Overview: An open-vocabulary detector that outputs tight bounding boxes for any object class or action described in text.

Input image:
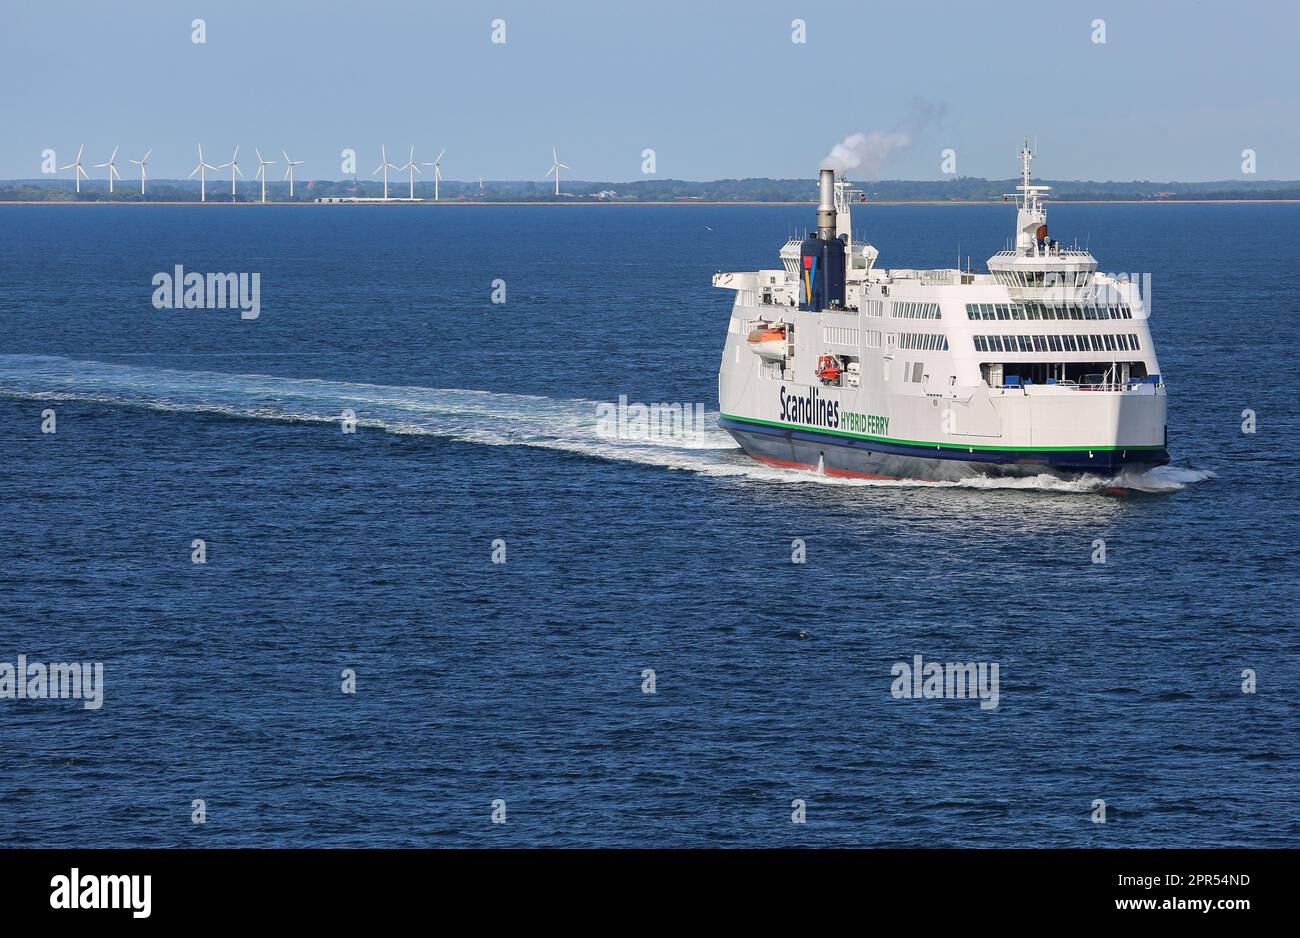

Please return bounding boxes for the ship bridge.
[986,143,1097,299]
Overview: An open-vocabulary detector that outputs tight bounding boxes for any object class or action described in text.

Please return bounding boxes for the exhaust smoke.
[819,99,948,176]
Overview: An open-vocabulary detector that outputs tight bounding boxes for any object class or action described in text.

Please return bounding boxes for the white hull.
[714,148,1169,481]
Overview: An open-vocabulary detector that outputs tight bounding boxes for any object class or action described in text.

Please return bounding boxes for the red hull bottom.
[747,452,914,482]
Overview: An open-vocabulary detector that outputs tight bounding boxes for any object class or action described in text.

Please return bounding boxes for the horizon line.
[5,176,1300,187]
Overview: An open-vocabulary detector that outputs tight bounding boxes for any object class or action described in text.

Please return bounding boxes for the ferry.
[714,143,1169,481]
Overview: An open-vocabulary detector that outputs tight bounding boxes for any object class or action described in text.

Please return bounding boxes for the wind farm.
[13,139,1300,205]
[12,136,814,205]
[15,140,629,204]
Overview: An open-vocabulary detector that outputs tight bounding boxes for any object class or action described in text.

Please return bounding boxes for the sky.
[2,0,1297,183]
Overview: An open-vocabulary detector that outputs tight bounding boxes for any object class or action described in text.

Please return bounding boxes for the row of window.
[899,332,950,351]
[823,326,859,346]
[991,269,1093,288]
[890,301,942,320]
[972,333,1142,354]
[966,303,1134,322]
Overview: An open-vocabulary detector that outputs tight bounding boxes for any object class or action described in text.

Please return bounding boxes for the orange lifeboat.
[746,323,788,361]
[816,355,842,384]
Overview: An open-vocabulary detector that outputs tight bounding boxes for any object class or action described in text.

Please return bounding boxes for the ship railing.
[1005,381,1159,392]
[1072,382,1154,392]
[991,247,1096,260]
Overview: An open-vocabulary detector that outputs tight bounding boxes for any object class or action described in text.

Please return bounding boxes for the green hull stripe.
[720,413,1166,453]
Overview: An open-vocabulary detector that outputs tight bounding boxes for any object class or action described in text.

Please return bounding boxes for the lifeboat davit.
[816,354,842,384]
[746,324,788,361]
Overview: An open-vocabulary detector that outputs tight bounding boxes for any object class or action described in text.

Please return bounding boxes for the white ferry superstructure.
[714,144,1169,481]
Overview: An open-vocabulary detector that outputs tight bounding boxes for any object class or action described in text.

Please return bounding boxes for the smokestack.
[817,168,835,240]
[800,167,847,312]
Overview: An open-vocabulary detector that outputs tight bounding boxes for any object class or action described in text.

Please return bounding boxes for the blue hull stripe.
[719,415,1170,470]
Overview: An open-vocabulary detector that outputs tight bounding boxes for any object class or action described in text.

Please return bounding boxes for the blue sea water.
[0,202,1297,847]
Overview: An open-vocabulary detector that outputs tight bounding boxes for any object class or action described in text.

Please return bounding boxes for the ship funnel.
[800,167,847,312]
[817,168,835,240]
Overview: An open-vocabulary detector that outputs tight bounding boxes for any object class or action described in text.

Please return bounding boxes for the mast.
[1009,139,1051,254]
[1019,140,1033,211]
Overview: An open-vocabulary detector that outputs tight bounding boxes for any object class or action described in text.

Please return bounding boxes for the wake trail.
[0,355,1213,494]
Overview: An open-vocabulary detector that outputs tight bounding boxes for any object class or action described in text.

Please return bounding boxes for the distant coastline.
[5,175,1300,205]
[4,198,1299,206]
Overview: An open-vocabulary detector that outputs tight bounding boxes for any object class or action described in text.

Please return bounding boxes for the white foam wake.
[0,356,1214,494]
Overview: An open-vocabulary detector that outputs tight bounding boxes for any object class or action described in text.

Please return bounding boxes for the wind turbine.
[254,149,276,203]
[372,145,398,200]
[127,148,151,195]
[216,145,243,199]
[545,145,570,197]
[421,148,445,201]
[92,146,121,194]
[397,146,422,200]
[60,144,88,194]
[189,144,218,202]
[282,150,303,198]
